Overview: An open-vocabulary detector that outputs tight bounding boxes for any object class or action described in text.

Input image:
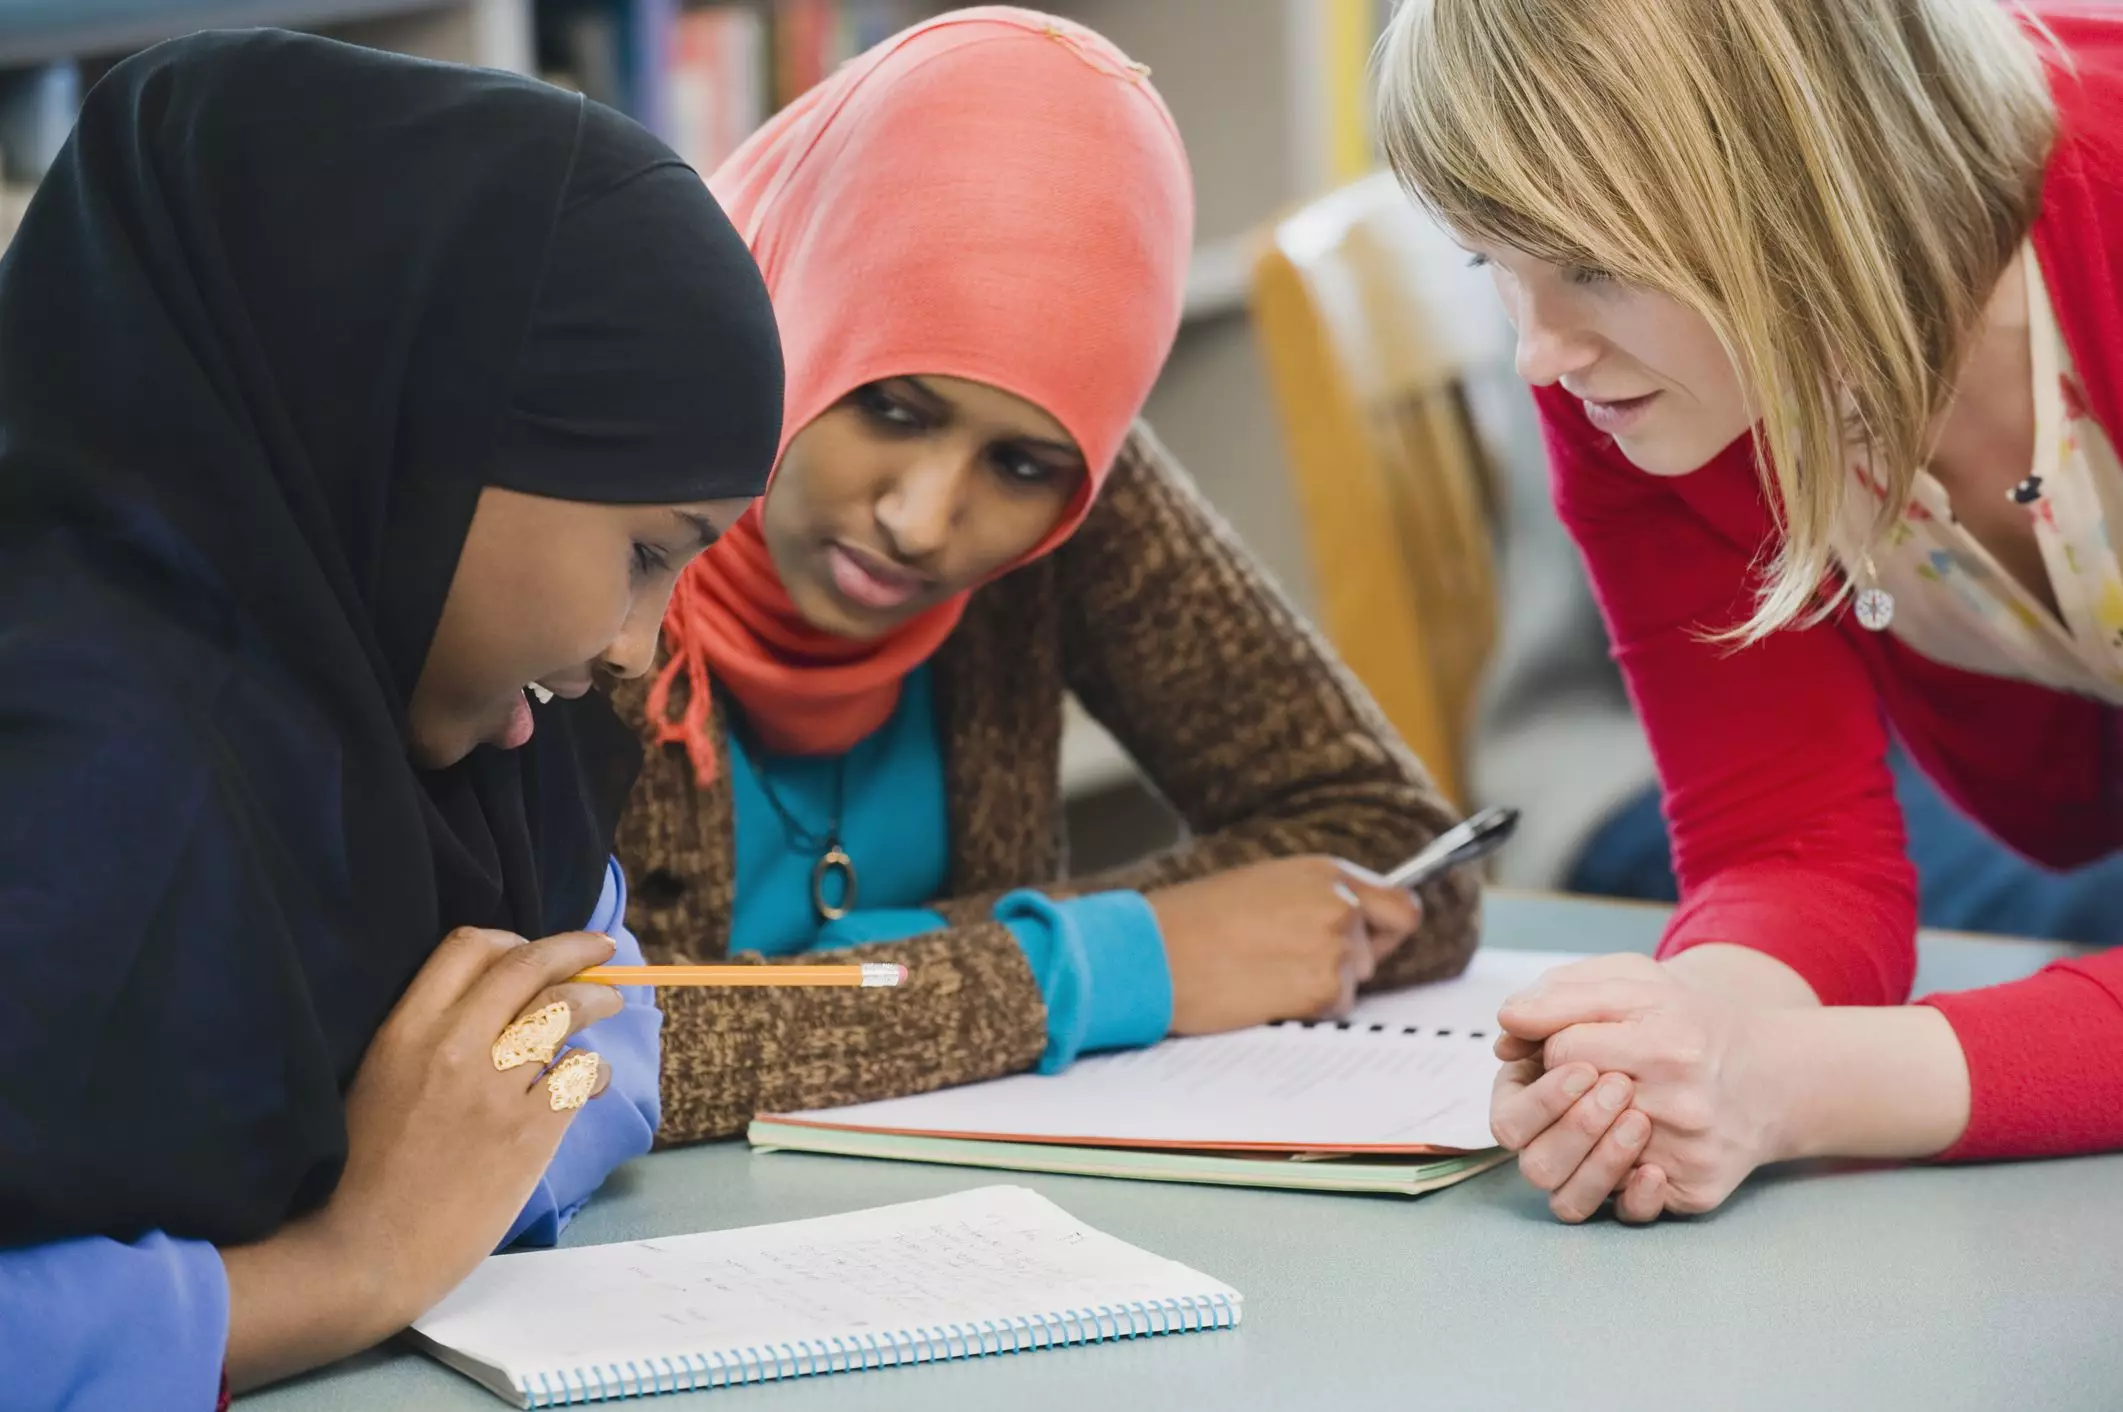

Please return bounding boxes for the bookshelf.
[0,0,532,68]
[0,0,532,236]
[539,1,931,180]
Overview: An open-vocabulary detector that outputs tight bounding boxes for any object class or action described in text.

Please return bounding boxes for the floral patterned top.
[1838,245,2123,706]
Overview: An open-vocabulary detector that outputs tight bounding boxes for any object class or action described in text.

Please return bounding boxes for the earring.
[1853,553,1895,632]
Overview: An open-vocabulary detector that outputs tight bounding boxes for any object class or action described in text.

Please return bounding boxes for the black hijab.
[0,31,781,1246]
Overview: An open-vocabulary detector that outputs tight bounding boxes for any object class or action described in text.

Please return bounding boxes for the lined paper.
[782,1025,1499,1151]
[409,1186,1238,1398]
[1342,948,1590,1032]
[772,950,1590,1153]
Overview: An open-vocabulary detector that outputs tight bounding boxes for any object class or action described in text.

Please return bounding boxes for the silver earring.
[1853,554,1895,632]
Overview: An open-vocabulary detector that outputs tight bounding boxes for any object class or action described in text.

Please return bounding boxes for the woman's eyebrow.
[670,510,720,548]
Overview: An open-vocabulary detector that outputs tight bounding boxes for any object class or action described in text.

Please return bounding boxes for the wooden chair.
[1249,170,1512,806]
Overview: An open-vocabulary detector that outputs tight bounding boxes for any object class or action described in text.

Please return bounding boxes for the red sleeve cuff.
[217,1370,230,1412]
[1925,958,2123,1161]
[1657,865,1915,1006]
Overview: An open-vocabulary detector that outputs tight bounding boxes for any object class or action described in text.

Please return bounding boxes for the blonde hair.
[1377,0,2056,638]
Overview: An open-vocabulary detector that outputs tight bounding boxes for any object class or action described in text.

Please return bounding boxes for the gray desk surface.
[248,892,2123,1412]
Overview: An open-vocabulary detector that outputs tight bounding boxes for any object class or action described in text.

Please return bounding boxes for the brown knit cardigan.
[611,422,1482,1144]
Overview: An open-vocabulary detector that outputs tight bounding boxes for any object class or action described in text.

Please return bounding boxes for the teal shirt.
[726,666,1172,1071]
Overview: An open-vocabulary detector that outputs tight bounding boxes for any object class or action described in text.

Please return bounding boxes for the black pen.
[1382,806,1520,890]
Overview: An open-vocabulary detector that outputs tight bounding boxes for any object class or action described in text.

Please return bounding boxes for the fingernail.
[1597,1075,1630,1110]
[1560,1067,1593,1099]
[546,1050,602,1111]
[1616,1111,1649,1144]
[491,1001,570,1072]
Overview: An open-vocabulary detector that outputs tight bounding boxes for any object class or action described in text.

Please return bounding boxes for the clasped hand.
[1488,953,1793,1223]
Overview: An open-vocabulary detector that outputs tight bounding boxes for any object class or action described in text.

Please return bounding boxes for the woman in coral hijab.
[613,7,1481,1140]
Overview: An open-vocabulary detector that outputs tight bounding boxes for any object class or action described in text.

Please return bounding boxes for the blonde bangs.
[1373,1,1584,268]
[1376,0,2058,641]
[1376,0,1692,291]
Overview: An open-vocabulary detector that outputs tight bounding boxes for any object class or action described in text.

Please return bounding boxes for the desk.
[250,892,2123,1412]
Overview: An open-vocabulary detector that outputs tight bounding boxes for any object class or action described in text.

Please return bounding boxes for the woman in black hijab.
[0,27,781,1401]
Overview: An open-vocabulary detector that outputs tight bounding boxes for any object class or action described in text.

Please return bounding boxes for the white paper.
[1342,947,1591,1031]
[411,1186,1238,1389]
[785,1026,1495,1151]
[776,950,1591,1154]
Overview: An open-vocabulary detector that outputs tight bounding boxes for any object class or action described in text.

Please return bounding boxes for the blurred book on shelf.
[543,2,921,174]
[669,4,765,172]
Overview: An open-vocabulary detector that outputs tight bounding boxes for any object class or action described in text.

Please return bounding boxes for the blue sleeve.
[499,858,661,1250]
[812,891,1173,1074]
[993,890,1172,1072]
[0,1232,227,1412]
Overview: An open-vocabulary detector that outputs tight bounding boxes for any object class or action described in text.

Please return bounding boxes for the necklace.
[728,712,857,922]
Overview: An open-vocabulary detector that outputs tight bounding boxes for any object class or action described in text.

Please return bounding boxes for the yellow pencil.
[572,962,908,988]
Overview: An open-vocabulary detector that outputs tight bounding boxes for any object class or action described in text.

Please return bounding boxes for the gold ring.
[491,1001,570,1072]
[545,1051,601,1112]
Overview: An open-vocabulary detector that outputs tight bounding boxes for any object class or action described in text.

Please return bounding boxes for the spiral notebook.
[407,1185,1242,1408]
[757,950,1594,1160]
[748,950,1586,1193]
[760,1021,1500,1153]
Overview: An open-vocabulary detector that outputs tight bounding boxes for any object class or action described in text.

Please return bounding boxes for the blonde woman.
[1377,0,2123,1223]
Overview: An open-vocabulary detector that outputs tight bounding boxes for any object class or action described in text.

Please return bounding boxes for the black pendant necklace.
[729,712,856,922]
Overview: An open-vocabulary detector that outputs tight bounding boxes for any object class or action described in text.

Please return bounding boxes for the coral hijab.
[649,6,1193,783]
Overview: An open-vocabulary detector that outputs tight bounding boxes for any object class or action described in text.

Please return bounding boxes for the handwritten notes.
[409,1186,1239,1398]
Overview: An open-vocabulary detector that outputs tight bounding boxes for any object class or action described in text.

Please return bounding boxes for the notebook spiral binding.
[519,1292,1241,1407]
[1272,1018,1491,1040]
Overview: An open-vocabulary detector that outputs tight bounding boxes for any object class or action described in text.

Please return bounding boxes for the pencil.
[572,962,909,988]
